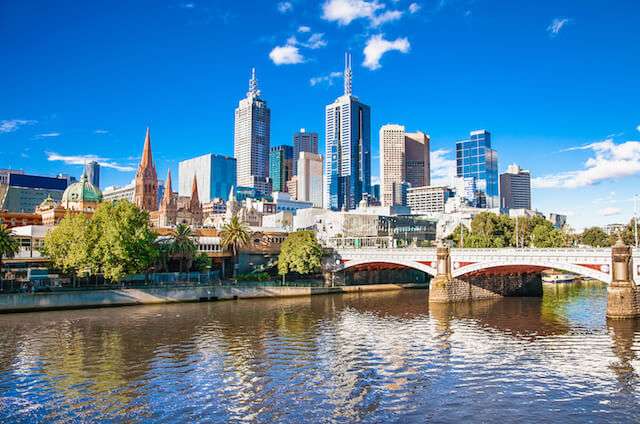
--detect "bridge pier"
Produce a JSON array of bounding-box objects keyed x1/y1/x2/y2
[
  {"x1": 428, "y1": 244, "x2": 501, "y2": 303},
  {"x1": 607, "y1": 240, "x2": 639, "y2": 319}
]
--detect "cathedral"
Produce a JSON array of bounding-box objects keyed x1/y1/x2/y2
[{"x1": 134, "y1": 128, "x2": 203, "y2": 228}]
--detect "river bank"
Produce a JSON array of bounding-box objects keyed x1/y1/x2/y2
[{"x1": 0, "y1": 282, "x2": 428, "y2": 313}]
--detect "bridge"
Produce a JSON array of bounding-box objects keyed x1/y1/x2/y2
[{"x1": 325, "y1": 240, "x2": 640, "y2": 319}]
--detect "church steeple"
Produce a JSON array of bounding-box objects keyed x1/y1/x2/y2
[
  {"x1": 161, "y1": 169, "x2": 173, "y2": 208},
  {"x1": 189, "y1": 175, "x2": 201, "y2": 211},
  {"x1": 134, "y1": 127, "x2": 158, "y2": 211}
]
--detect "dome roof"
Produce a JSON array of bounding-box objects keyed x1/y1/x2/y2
[
  {"x1": 37, "y1": 195, "x2": 57, "y2": 211},
  {"x1": 61, "y1": 174, "x2": 103, "y2": 206}
]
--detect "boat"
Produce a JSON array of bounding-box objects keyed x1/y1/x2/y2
[{"x1": 542, "y1": 270, "x2": 578, "y2": 283}]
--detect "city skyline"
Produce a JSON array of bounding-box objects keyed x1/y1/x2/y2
[{"x1": 1, "y1": 1, "x2": 639, "y2": 228}]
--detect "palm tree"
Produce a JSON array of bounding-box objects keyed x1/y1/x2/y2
[
  {"x1": 220, "y1": 215, "x2": 250, "y2": 278},
  {"x1": 0, "y1": 224, "x2": 19, "y2": 291},
  {"x1": 169, "y1": 224, "x2": 197, "y2": 273}
]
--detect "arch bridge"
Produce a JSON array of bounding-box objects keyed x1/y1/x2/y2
[{"x1": 329, "y1": 242, "x2": 640, "y2": 319}]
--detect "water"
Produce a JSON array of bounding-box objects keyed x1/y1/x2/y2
[{"x1": 0, "y1": 282, "x2": 638, "y2": 423}]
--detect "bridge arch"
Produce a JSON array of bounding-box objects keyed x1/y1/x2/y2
[
  {"x1": 452, "y1": 260, "x2": 612, "y2": 284},
  {"x1": 340, "y1": 259, "x2": 437, "y2": 277}
]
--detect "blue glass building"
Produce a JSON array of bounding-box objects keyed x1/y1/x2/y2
[
  {"x1": 455, "y1": 130, "x2": 498, "y2": 208},
  {"x1": 324, "y1": 54, "x2": 371, "y2": 211},
  {"x1": 269, "y1": 145, "x2": 293, "y2": 193},
  {"x1": 178, "y1": 154, "x2": 236, "y2": 202}
]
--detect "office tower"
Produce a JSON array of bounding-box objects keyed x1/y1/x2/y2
[
  {"x1": 234, "y1": 68, "x2": 271, "y2": 196},
  {"x1": 85, "y1": 161, "x2": 100, "y2": 188},
  {"x1": 0, "y1": 173, "x2": 68, "y2": 212},
  {"x1": 269, "y1": 145, "x2": 293, "y2": 193},
  {"x1": 179, "y1": 154, "x2": 237, "y2": 202},
  {"x1": 297, "y1": 152, "x2": 323, "y2": 208},
  {"x1": 372, "y1": 184, "x2": 380, "y2": 202},
  {"x1": 407, "y1": 185, "x2": 454, "y2": 214},
  {"x1": 499, "y1": 163, "x2": 531, "y2": 210},
  {"x1": 324, "y1": 53, "x2": 371, "y2": 211},
  {"x1": 455, "y1": 129, "x2": 498, "y2": 208},
  {"x1": 287, "y1": 177, "x2": 298, "y2": 200},
  {"x1": 379, "y1": 124, "x2": 430, "y2": 207},
  {"x1": 134, "y1": 127, "x2": 158, "y2": 211},
  {"x1": 0, "y1": 169, "x2": 23, "y2": 185},
  {"x1": 293, "y1": 128, "x2": 318, "y2": 175}
]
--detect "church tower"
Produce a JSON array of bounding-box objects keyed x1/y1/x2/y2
[
  {"x1": 158, "y1": 169, "x2": 177, "y2": 227},
  {"x1": 189, "y1": 175, "x2": 203, "y2": 227},
  {"x1": 134, "y1": 127, "x2": 158, "y2": 211}
]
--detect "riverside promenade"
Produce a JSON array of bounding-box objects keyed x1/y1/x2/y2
[{"x1": 0, "y1": 282, "x2": 426, "y2": 313}]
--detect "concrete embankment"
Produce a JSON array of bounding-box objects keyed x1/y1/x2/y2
[{"x1": 0, "y1": 283, "x2": 427, "y2": 313}]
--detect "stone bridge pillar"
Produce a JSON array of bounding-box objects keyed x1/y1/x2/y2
[
  {"x1": 429, "y1": 243, "x2": 457, "y2": 303},
  {"x1": 607, "y1": 240, "x2": 639, "y2": 319}
]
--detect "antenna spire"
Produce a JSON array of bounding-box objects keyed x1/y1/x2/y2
[
  {"x1": 248, "y1": 67, "x2": 260, "y2": 98},
  {"x1": 343, "y1": 52, "x2": 352, "y2": 96}
]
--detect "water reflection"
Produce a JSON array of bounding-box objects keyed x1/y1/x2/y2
[{"x1": 0, "y1": 284, "x2": 638, "y2": 423}]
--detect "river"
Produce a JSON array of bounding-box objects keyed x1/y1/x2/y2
[{"x1": 0, "y1": 282, "x2": 638, "y2": 423}]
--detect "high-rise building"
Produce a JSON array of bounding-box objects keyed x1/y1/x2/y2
[
  {"x1": 324, "y1": 53, "x2": 371, "y2": 211},
  {"x1": 371, "y1": 184, "x2": 380, "y2": 202},
  {"x1": 379, "y1": 124, "x2": 430, "y2": 207},
  {"x1": 455, "y1": 130, "x2": 498, "y2": 208},
  {"x1": 293, "y1": 128, "x2": 318, "y2": 176},
  {"x1": 134, "y1": 127, "x2": 158, "y2": 212},
  {"x1": 85, "y1": 161, "x2": 100, "y2": 189},
  {"x1": 234, "y1": 68, "x2": 271, "y2": 196},
  {"x1": 499, "y1": 163, "x2": 531, "y2": 211},
  {"x1": 178, "y1": 153, "x2": 236, "y2": 202},
  {"x1": 0, "y1": 173, "x2": 68, "y2": 212},
  {"x1": 269, "y1": 145, "x2": 293, "y2": 193},
  {"x1": 297, "y1": 152, "x2": 323, "y2": 208}
]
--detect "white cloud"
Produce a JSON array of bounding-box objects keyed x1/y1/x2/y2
[
  {"x1": 636, "y1": 124, "x2": 640, "y2": 133},
  {"x1": 94, "y1": 129, "x2": 109, "y2": 134},
  {"x1": 180, "y1": 2, "x2": 195, "y2": 8},
  {"x1": 298, "y1": 25, "x2": 311, "y2": 33},
  {"x1": 36, "y1": 132, "x2": 61, "y2": 138},
  {"x1": 46, "y1": 152, "x2": 135, "y2": 172},
  {"x1": 277, "y1": 1, "x2": 293, "y2": 13},
  {"x1": 305, "y1": 33, "x2": 327, "y2": 49},
  {"x1": 370, "y1": 9, "x2": 403, "y2": 27},
  {"x1": 599, "y1": 207, "x2": 621, "y2": 217},
  {"x1": 533, "y1": 139, "x2": 640, "y2": 189},
  {"x1": 408, "y1": 3, "x2": 421, "y2": 13},
  {"x1": 363, "y1": 34, "x2": 410, "y2": 70},
  {"x1": 430, "y1": 148, "x2": 456, "y2": 185},
  {"x1": 310, "y1": 71, "x2": 343, "y2": 86},
  {"x1": 0, "y1": 119, "x2": 37, "y2": 133},
  {"x1": 321, "y1": 0, "x2": 384, "y2": 25},
  {"x1": 547, "y1": 18, "x2": 569, "y2": 36},
  {"x1": 269, "y1": 44, "x2": 304, "y2": 65}
]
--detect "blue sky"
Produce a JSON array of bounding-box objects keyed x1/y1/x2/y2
[{"x1": 1, "y1": 0, "x2": 639, "y2": 229}]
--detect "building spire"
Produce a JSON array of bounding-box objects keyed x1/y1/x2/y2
[
  {"x1": 344, "y1": 52, "x2": 352, "y2": 96},
  {"x1": 161, "y1": 169, "x2": 172, "y2": 206},
  {"x1": 190, "y1": 174, "x2": 200, "y2": 205},
  {"x1": 140, "y1": 127, "x2": 154, "y2": 169},
  {"x1": 247, "y1": 67, "x2": 260, "y2": 98}
]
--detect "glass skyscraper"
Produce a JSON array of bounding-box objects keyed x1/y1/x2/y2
[
  {"x1": 324, "y1": 54, "x2": 371, "y2": 211},
  {"x1": 455, "y1": 130, "x2": 498, "y2": 208},
  {"x1": 269, "y1": 145, "x2": 293, "y2": 193},
  {"x1": 178, "y1": 153, "x2": 236, "y2": 202}
]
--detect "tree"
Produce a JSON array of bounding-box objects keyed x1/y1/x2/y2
[
  {"x1": 43, "y1": 213, "x2": 95, "y2": 279},
  {"x1": 0, "y1": 224, "x2": 20, "y2": 287},
  {"x1": 580, "y1": 226, "x2": 611, "y2": 247},
  {"x1": 220, "y1": 215, "x2": 251, "y2": 278},
  {"x1": 169, "y1": 223, "x2": 198, "y2": 273},
  {"x1": 278, "y1": 230, "x2": 323, "y2": 278},
  {"x1": 530, "y1": 224, "x2": 565, "y2": 247},
  {"x1": 91, "y1": 201, "x2": 157, "y2": 282}
]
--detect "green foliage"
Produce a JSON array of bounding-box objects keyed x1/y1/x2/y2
[
  {"x1": 0, "y1": 224, "x2": 20, "y2": 278},
  {"x1": 220, "y1": 215, "x2": 251, "y2": 257},
  {"x1": 192, "y1": 252, "x2": 211, "y2": 272},
  {"x1": 44, "y1": 201, "x2": 157, "y2": 282},
  {"x1": 580, "y1": 226, "x2": 611, "y2": 247},
  {"x1": 236, "y1": 272, "x2": 271, "y2": 282},
  {"x1": 449, "y1": 212, "x2": 567, "y2": 248},
  {"x1": 278, "y1": 230, "x2": 323, "y2": 276},
  {"x1": 169, "y1": 224, "x2": 198, "y2": 272}
]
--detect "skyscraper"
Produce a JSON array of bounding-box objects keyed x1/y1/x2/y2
[
  {"x1": 297, "y1": 152, "x2": 323, "y2": 208},
  {"x1": 234, "y1": 68, "x2": 271, "y2": 196},
  {"x1": 324, "y1": 53, "x2": 371, "y2": 211},
  {"x1": 499, "y1": 163, "x2": 531, "y2": 210},
  {"x1": 293, "y1": 128, "x2": 318, "y2": 176},
  {"x1": 134, "y1": 127, "x2": 158, "y2": 212},
  {"x1": 455, "y1": 129, "x2": 498, "y2": 208},
  {"x1": 269, "y1": 145, "x2": 293, "y2": 193},
  {"x1": 84, "y1": 161, "x2": 100, "y2": 188},
  {"x1": 379, "y1": 124, "x2": 430, "y2": 207},
  {"x1": 178, "y1": 154, "x2": 236, "y2": 202}
]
